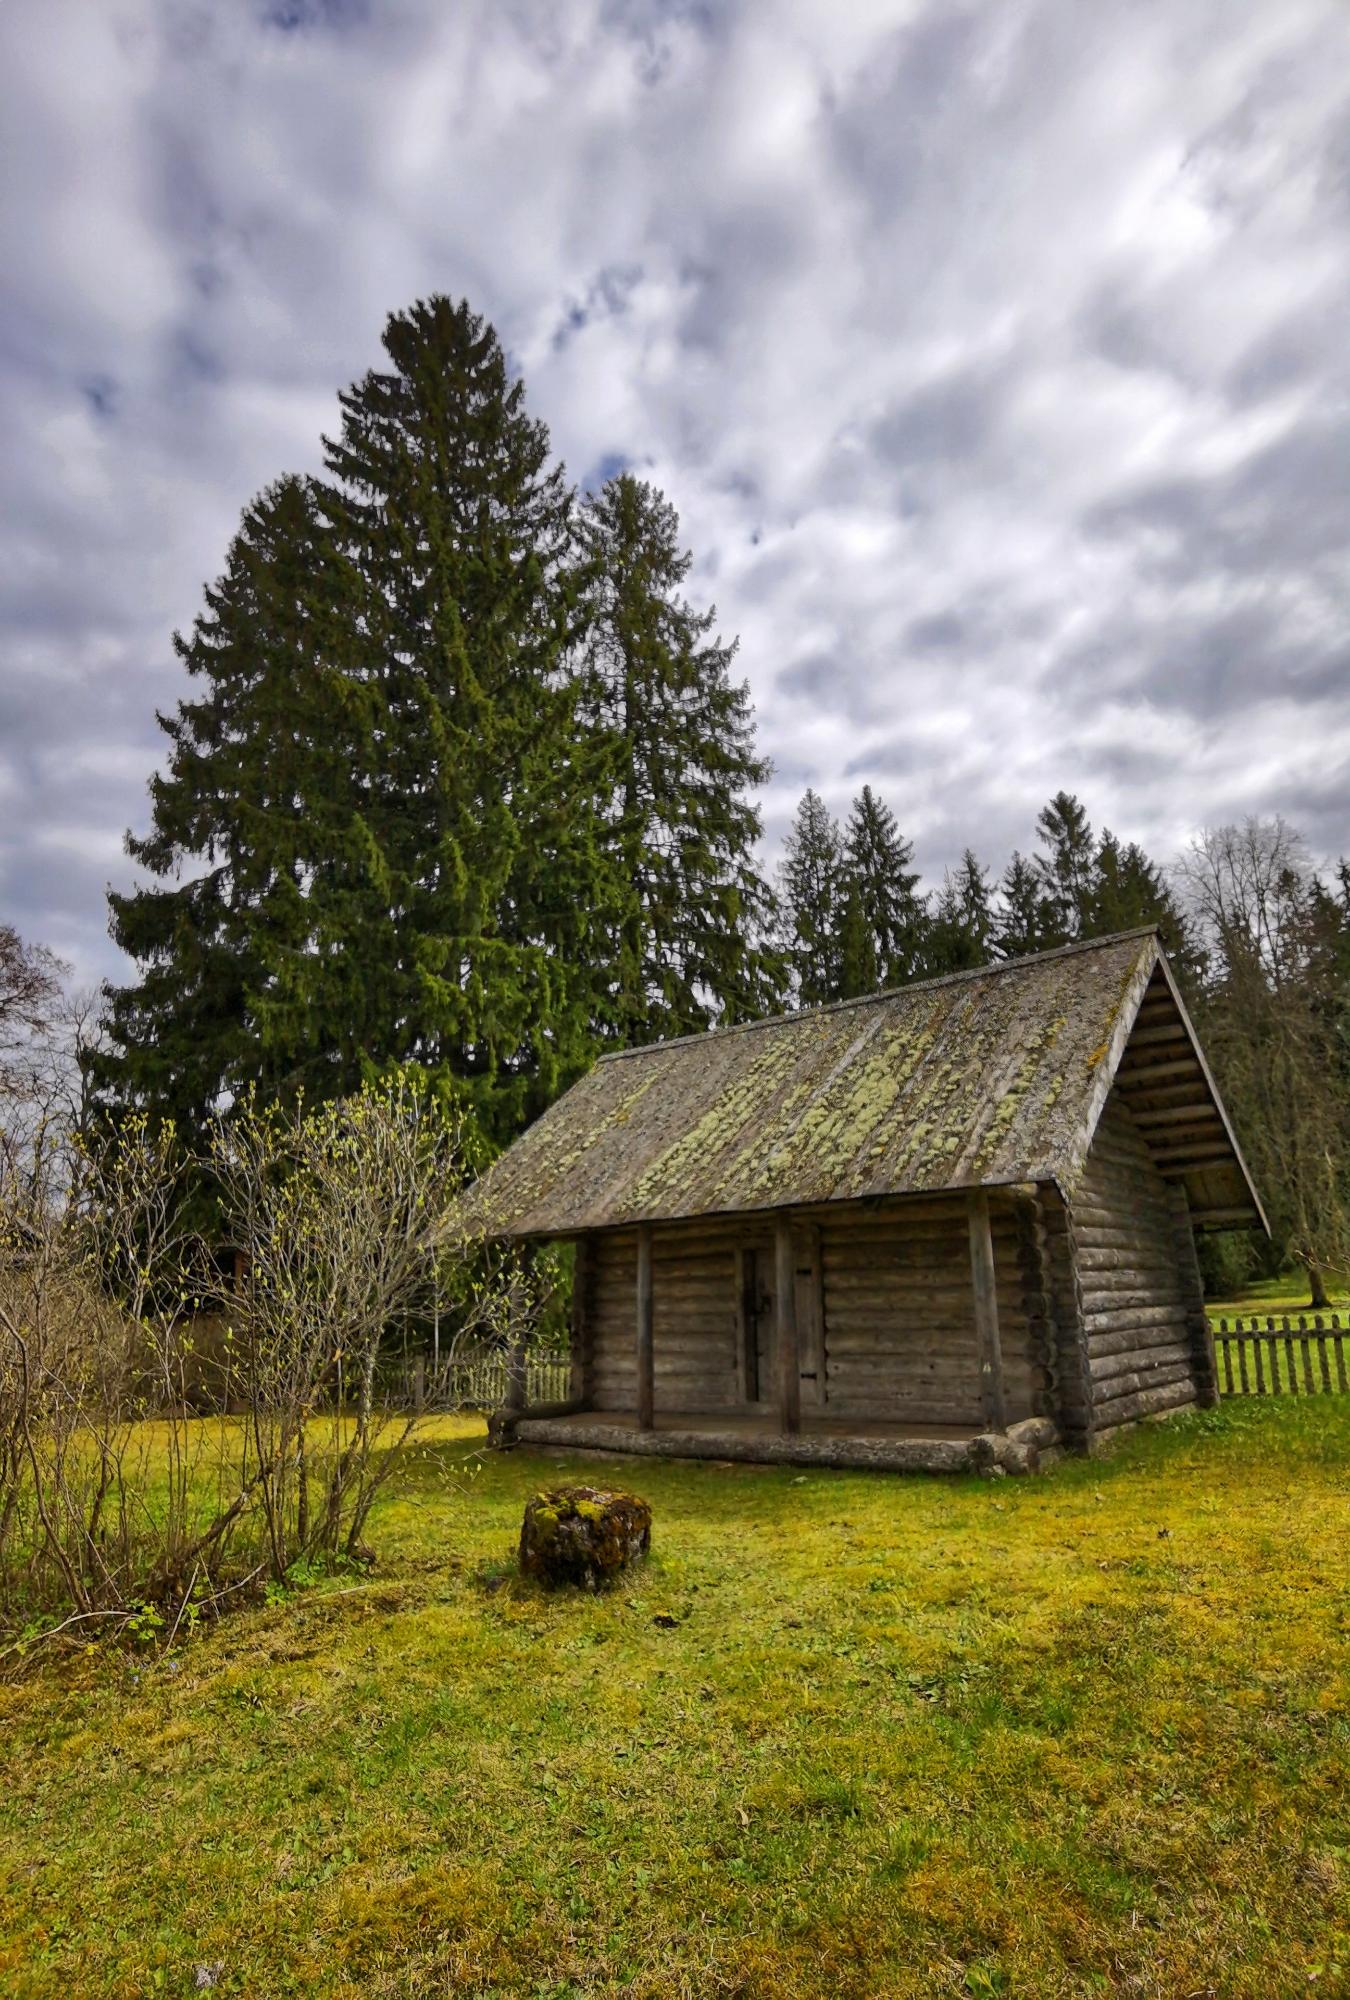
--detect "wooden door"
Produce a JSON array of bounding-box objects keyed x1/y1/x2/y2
[
  {"x1": 736, "y1": 1244, "x2": 773, "y2": 1405},
  {"x1": 736, "y1": 1227, "x2": 824, "y2": 1409}
]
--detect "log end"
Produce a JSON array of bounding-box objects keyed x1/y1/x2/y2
[{"x1": 968, "y1": 1418, "x2": 1062, "y2": 1476}]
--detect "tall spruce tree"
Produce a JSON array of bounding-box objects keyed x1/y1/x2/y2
[
  {"x1": 312, "y1": 295, "x2": 618, "y2": 1142},
  {"x1": 97, "y1": 475, "x2": 345, "y2": 1139},
  {"x1": 100, "y1": 298, "x2": 622, "y2": 1146},
  {"x1": 839, "y1": 786, "x2": 926, "y2": 992},
  {"x1": 1090, "y1": 829, "x2": 1194, "y2": 973},
  {"x1": 990, "y1": 793, "x2": 1190, "y2": 969},
  {"x1": 779, "y1": 790, "x2": 844, "y2": 1008},
  {"x1": 837, "y1": 884, "x2": 878, "y2": 999},
  {"x1": 926, "y1": 849, "x2": 994, "y2": 973},
  {"x1": 995, "y1": 851, "x2": 1055, "y2": 958},
  {"x1": 576, "y1": 473, "x2": 782, "y2": 1042},
  {"x1": 1034, "y1": 790, "x2": 1096, "y2": 944}
]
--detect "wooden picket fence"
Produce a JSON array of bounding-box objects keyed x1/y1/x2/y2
[
  {"x1": 1211, "y1": 1313, "x2": 1350, "y2": 1397},
  {"x1": 393, "y1": 1347, "x2": 572, "y2": 1412}
]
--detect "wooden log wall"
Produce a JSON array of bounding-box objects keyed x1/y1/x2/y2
[
  {"x1": 579, "y1": 1192, "x2": 1049, "y2": 1429},
  {"x1": 585, "y1": 1220, "x2": 742, "y2": 1414},
  {"x1": 817, "y1": 1194, "x2": 1041, "y2": 1428},
  {"x1": 1070, "y1": 1091, "x2": 1202, "y2": 1433},
  {"x1": 1031, "y1": 1186, "x2": 1093, "y2": 1448},
  {"x1": 1167, "y1": 1180, "x2": 1219, "y2": 1407}
]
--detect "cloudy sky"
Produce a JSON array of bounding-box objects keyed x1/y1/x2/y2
[{"x1": 3, "y1": 0, "x2": 1348, "y2": 986}]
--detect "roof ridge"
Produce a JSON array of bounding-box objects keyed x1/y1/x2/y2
[{"x1": 597, "y1": 926, "x2": 1162, "y2": 1065}]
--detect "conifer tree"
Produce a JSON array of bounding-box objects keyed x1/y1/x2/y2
[
  {"x1": 312, "y1": 295, "x2": 619, "y2": 1142},
  {"x1": 576, "y1": 473, "x2": 782, "y2": 1042},
  {"x1": 99, "y1": 298, "x2": 622, "y2": 1146},
  {"x1": 1090, "y1": 830, "x2": 1194, "y2": 972},
  {"x1": 1034, "y1": 790, "x2": 1097, "y2": 944},
  {"x1": 779, "y1": 790, "x2": 844, "y2": 1008},
  {"x1": 837, "y1": 884, "x2": 879, "y2": 999},
  {"x1": 995, "y1": 852, "x2": 1055, "y2": 958},
  {"x1": 926, "y1": 849, "x2": 994, "y2": 974},
  {"x1": 96, "y1": 476, "x2": 342, "y2": 1139},
  {"x1": 839, "y1": 786, "x2": 926, "y2": 989}
]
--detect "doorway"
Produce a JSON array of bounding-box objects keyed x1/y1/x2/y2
[
  {"x1": 736, "y1": 1228, "x2": 824, "y2": 1410},
  {"x1": 737, "y1": 1244, "x2": 773, "y2": 1404}
]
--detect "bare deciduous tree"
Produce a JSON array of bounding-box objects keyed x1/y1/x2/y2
[
  {"x1": 210, "y1": 1073, "x2": 534, "y2": 1570},
  {"x1": 1179, "y1": 818, "x2": 1350, "y2": 1306},
  {"x1": 0, "y1": 925, "x2": 68, "y2": 1105},
  {"x1": 1, "y1": 1072, "x2": 541, "y2": 1657}
]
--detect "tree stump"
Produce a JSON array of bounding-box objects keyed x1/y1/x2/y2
[{"x1": 518, "y1": 1485, "x2": 651, "y2": 1590}]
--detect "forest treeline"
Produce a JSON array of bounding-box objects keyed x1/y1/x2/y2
[{"x1": 4, "y1": 295, "x2": 1349, "y2": 1298}]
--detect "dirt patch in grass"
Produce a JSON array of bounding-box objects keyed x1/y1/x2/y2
[{"x1": 1, "y1": 1402, "x2": 1348, "y2": 1996}]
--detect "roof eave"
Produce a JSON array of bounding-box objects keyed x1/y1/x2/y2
[
  {"x1": 1151, "y1": 951, "x2": 1270, "y2": 1236},
  {"x1": 1054, "y1": 935, "x2": 1268, "y2": 1236}
]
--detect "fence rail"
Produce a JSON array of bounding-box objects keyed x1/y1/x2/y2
[
  {"x1": 1211, "y1": 1313, "x2": 1350, "y2": 1397},
  {"x1": 392, "y1": 1349, "x2": 572, "y2": 1412}
]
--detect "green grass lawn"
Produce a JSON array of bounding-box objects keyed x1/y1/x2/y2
[
  {"x1": 2, "y1": 1404, "x2": 1349, "y2": 1999},
  {"x1": 1208, "y1": 1270, "x2": 1350, "y2": 1317}
]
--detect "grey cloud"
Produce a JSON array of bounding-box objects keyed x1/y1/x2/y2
[
  {"x1": 2, "y1": 0, "x2": 1350, "y2": 992},
  {"x1": 842, "y1": 737, "x2": 927, "y2": 783},
  {"x1": 1227, "y1": 312, "x2": 1339, "y2": 407},
  {"x1": 824, "y1": 6, "x2": 980, "y2": 227},
  {"x1": 1051, "y1": 598, "x2": 1347, "y2": 717},
  {"x1": 1255, "y1": 765, "x2": 1350, "y2": 866},
  {"x1": 1080, "y1": 279, "x2": 1200, "y2": 390},
  {"x1": 871, "y1": 354, "x2": 1015, "y2": 473},
  {"x1": 776, "y1": 651, "x2": 846, "y2": 706},
  {"x1": 1085, "y1": 414, "x2": 1350, "y2": 582},
  {"x1": 774, "y1": 642, "x2": 899, "y2": 732},
  {"x1": 675, "y1": 203, "x2": 812, "y2": 358},
  {"x1": 1084, "y1": 742, "x2": 1187, "y2": 791},
  {"x1": 905, "y1": 612, "x2": 970, "y2": 652}
]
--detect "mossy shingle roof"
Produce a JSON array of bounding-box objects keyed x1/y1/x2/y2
[{"x1": 469, "y1": 930, "x2": 1262, "y2": 1236}]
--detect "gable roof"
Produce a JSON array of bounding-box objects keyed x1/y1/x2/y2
[{"x1": 469, "y1": 929, "x2": 1266, "y2": 1239}]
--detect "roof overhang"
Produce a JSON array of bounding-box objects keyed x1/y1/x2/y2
[{"x1": 1060, "y1": 940, "x2": 1268, "y2": 1233}]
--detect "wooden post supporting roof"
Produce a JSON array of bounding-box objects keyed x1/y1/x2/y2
[
  {"x1": 774, "y1": 1212, "x2": 801, "y2": 1436},
  {"x1": 967, "y1": 1188, "x2": 1007, "y2": 1433},
  {"x1": 636, "y1": 1224, "x2": 654, "y2": 1432},
  {"x1": 569, "y1": 1235, "x2": 593, "y2": 1408},
  {"x1": 733, "y1": 1246, "x2": 754, "y2": 1404}
]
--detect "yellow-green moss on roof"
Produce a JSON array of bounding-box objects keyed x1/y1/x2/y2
[{"x1": 467, "y1": 930, "x2": 1259, "y2": 1236}]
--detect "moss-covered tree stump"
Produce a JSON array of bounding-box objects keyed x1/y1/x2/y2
[{"x1": 518, "y1": 1486, "x2": 651, "y2": 1590}]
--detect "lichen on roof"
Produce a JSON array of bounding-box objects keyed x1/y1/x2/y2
[{"x1": 463, "y1": 930, "x2": 1217, "y2": 1237}]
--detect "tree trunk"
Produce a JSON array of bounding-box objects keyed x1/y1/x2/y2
[{"x1": 1306, "y1": 1262, "x2": 1331, "y2": 1310}]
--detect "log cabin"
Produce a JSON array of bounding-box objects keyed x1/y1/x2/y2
[{"x1": 470, "y1": 929, "x2": 1266, "y2": 1474}]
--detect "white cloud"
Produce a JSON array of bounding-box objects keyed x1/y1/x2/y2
[{"x1": 1, "y1": 0, "x2": 1348, "y2": 980}]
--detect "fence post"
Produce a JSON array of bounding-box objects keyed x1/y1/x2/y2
[{"x1": 1315, "y1": 1317, "x2": 1332, "y2": 1394}]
